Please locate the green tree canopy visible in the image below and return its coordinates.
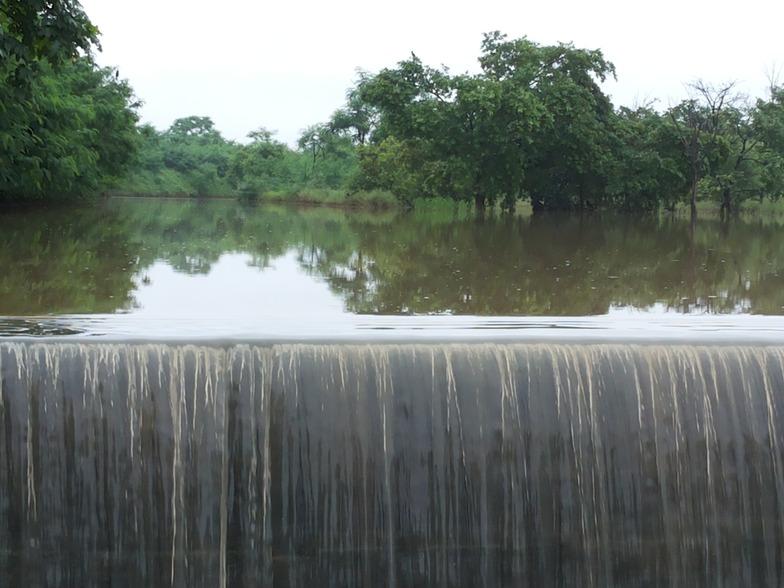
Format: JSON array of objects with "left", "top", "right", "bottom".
[
  {"left": 0, "top": 0, "right": 99, "bottom": 85},
  {"left": 0, "top": 1, "right": 141, "bottom": 203},
  {"left": 351, "top": 32, "right": 617, "bottom": 211},
  {"left": 0, "top": 57, "right": 140, "bottom": 202}
]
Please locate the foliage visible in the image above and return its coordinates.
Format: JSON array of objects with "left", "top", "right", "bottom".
[
  {"left": 480, "top": 32, "right": 616, "bottom": 211},
  {"left": 327, "top": 76, "right": 379, "bottom": 145},
  {"left": 751, "top": 85, "right": 784, "bottom": 201},
  {"left": 0, "top": 1, "right": 141, "bottom": 203},
  {"left": 324, "top": 33, "right": 784, "bottom": 215},
  {"left": 116, "top": 117, "right": 237, "bottom": 197},
  {"left": 350, "top": 32, "right": 617, "bottom": 211},
  {"left": 0, "top": 57, "right": 140, "bottom": 202},
  {"left": 605, "top": 106, "right": 689, "bottom": 211},
  {"left": 663, "top": 81, "right": 784, "bottom": 216},
  {"left": 0, "top": 0, "right": 99, "bottom": 86},
  {"left": 297, "top": 124, "right": 358, "bottom": 188},
  {"left": 224, "top": 126, "right": 305, "bottom": 197},
  {"left": 119, "top": 120, "right": 361, "bottom": 200}
]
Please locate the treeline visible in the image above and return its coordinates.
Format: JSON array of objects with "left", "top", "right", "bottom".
[
  {"left": 3, "top": 1, "right": 784, "bottom": 214},
  {"left": 336, "top": 32, "right": 784, "bottom": 214},
  {"left": 117, "top": 118, "right": 360, "bottom": 201},
  {"left": 90, "top": 31, "right": 784, "bottom": 215}
]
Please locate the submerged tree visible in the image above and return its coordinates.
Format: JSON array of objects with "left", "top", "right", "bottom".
[
  {"left": 666, "top": 81, "right": 775, "bottom": 217},
  {"left": 750, "top": 80, "right": 784, "bottom": 202},
  {"left": 324, "top": 33, "right": 784, "bottom": 213},
  {"left": 606, "top": 105, "right": 690, "bottom": 212},
  {"left": 482, "top": 33, "right": 616, "bottom": 211},
  {"left": 348, "top": 32, "right": 616, "bottom": 211}
]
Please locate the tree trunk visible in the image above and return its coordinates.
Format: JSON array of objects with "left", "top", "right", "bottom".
[
  {"left": 474, "top": 193, "right": 485, "bottom": 213},
  {"left": 690, "top": 170, "right": 698, "bottom": 219},
  {"left": 720, "top": 188, "right": 731, "bottom": 218}
]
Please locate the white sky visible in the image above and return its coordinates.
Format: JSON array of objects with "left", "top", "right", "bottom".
[{"left": 81, "top": 0, "right": 783, "bottom": 146}]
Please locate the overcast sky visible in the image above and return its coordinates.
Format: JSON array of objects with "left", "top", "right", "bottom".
[{"left": 80, "top": 0, "right": 783, "bottom": 146}]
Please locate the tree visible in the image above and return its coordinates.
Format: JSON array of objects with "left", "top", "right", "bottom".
[
  {"left": 227, "top": 127, "right": 290, "bottom": 196},
  {"left": 297, "top": 124, "right": 357, "bottom": 188},
  {"left": 354, "top": 46, "right": 533, "bottom": 209},
  {"left": 349, "top": 136, "right": 437, "bottom": 207},
  {"left": 666, "top": 81, "right": 765, "bottom": 217},
  {"left": 159, "top": 117, "right": 236, "bottom": 196},
  {"left": 351, "top": 32, "right": 616, "bottom": 211},
  {"left": 298, "top": 124, "right": 329, "bottom": 177},
  {"left": 0, "top": 1, "right": 142, "bottom": 203},
  {"left": 328, "top": 74, "right": 380, "bottom": 146},
  {"left": 0, "top": 57, "right": 140, "bottom": 201},
  {"left": 480, "top": 33, "right": 616, "bottom": 211},
  {"left": 751, "top": 82, "right": 784, "bottom": 202},
  {"left": 165, "top": 116, "right": 225, "bottom": 145},
  {"left": 668, "top": 97, "right": 706, "bottom": 217},
  {"left": 0, "top": 0, "right": 99, "bottom": 86},
  {"left": 606, "top": 106, "right": 690, "bottom": 212}
]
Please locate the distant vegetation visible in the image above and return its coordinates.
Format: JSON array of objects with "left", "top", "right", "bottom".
[
  {"left": 2, "top": 3, "right": 784, "bottom": 216},
  {"left": 115, "top": 117, "right": 363, "bottom": 203}
]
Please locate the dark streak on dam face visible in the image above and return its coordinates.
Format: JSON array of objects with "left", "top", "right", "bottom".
[{"left": 1, "top": 341, "right": 784, "bottom": 587}]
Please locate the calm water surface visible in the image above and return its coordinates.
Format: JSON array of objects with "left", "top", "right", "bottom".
[{"left": 2, "top": 198, "right": 784, "bottom": 339}]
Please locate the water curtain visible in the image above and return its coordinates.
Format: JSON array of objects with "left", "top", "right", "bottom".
[{"left": 1, "top": 342, "right": 782, "bottom": 586}]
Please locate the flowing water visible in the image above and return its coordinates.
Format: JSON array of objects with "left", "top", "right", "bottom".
[
  {"left": 2, "top": 341, "right": 784, "bottom": 586},
  {"left": 2, "top": 200, "right": 784, "bottom": 586}
]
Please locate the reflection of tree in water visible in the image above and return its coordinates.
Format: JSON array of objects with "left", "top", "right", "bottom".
[
  {"left": 0, "top": 199, "right": 355, "bottom": 315},
  {"left": 321, "top": 250, "right": 378, "bottom": 313},
  {"left": 315, "top": 212, "right": 784, "bottom": 316},
  {"left": 5, "top": 198, "right": 784, "bottom": 317},
  {"left": 105, "top": 201, "right": 784, "bottom": 316},
  {"left": 0, "top": 205, "right": 138, "bottom": 314},
  {"left": 118, "top": 200, "right": 369, "bottom": 276}
]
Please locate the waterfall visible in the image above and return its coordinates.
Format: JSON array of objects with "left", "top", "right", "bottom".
[{"left": 1, "top": 341, "right": 783, "bottom": 586}]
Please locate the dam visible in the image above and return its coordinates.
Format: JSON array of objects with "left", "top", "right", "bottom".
[{"left": 2, "top": 340, "right": 783, "bottom": 586}]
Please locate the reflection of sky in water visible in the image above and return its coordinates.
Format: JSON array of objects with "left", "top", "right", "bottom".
[
  {"left": 130, "top": 251, "right": 345, "bottom": 320},
  {"left": 11, "top": 247, "right": 784, "bottom": 340},
  {"left": 5, "top": 236, "right": 784, "bottom": 339}
]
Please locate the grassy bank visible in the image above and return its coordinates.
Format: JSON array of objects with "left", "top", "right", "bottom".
[
  {"left": 110, "top": 184, "right": 400, "bottom": 210},
  {"left": 672, "top": 199, "right": 784, "bottom": 219},
  {"left": 256, "top": 188, "right": 398, "bottom": 210},
  {"left": 107, "top": 179, "right": 784, "bottom": 219}
]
